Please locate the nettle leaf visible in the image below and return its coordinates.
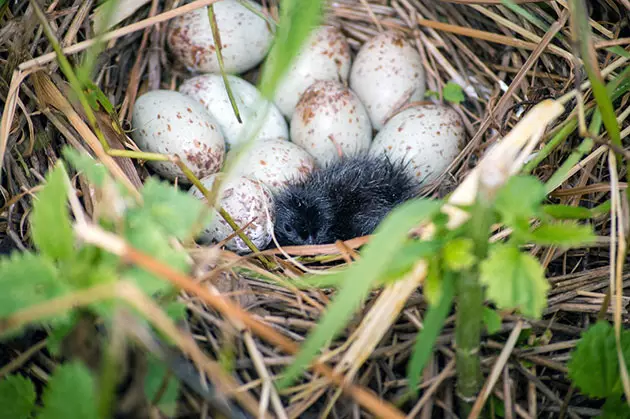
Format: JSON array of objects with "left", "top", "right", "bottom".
[
  {"left": 568, "top": 321, "right": 630, "bottom": 399},
  {"left": 529, "top": 222, "right": 596, "bottom": 247},
  {"left": 31, "top": 163, "right": 74, "bottom": 261},
  {"left": 62, "top": 147, "right": 109, "bottom": 188},
  {"left": 443, "top": 81, "right": 465, "bottom": 104},
  {"left": 494, "top": 176, "right": 546, "bottom": 227},
  {"left": 138, "top": 177, "right": 212, "bottom": 240},
  {"left": 0, "top": 252, "right": 69, "bottom": 319},
  {"left": 38, "top": 362, "right": 98, "bottom": 419},
  {"left": 442, "top": 238, "right": 475, "bottom": 271},
  {"left": 0, "top": 374, "right": 36, "bottom": 419},
  {"left": 123, "top": 213, "right": 189, "bottom": 295},
  {"left": 482, "top": 307, "right": 502, "bottom": 335},
  {"left": 276, "top": 198, "right": 443, "bottom": 388},
  {"left": 479, "top": 244, "right": 549, "bottom": 319}
]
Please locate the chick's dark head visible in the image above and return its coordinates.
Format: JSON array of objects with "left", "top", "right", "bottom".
[{"left": 273, "top": 186, "right": 335, "bottom": 246}]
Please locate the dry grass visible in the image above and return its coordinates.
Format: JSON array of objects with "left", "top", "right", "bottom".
[{"left": 0, "top": 0, "right": 629, "bottom": 417}]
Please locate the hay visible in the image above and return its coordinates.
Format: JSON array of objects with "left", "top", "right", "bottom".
[{"left": 0, "top": 0, "right": 629, "bottom": 417}]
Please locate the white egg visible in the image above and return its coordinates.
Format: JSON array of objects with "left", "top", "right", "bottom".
[
  {"left": 290, "top": 80, "right": 372, "bottom": 166},
  {"left": 189, "top": 174, "right": 274, "bottom": 253},
  {"left": 167, "top": 0, "right": 273, "bottom": 74},
  {"left": 179, "top": 74, "right": 288, "bottom": 150},
  {"left": 370, "top": 104, "right": 464, "bottom": 184},
  {"left": 228, "top": 138, "right": 316, "bottom": 193},
  {"left": 273, "top": 26, "right": 352, "bottom": 119},
  {"left": 131, "top": 90, "right": 225, "bottom": 182},
  {"left": 350, "top": 30, "right": 426, "bottom": 130}
]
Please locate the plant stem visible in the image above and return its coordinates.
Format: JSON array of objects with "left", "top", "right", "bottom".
[{"left": 455, "top": 193, "right": 493, "bottom": 417}]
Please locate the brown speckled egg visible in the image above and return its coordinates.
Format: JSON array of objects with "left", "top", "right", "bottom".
[
  {"left": 290, "top": 80, "right": 372, "bottom": 166},
  {"left": 350, "top": 30, "right": 426, "bottom": 130},
  {"left": 167, "top": 0, "right": 272, "bottom": 74},
  {"left": 132, "top": 90, "right": 225, "bottom": 183},
  {"left": 273, "top": 26, "right": 352, "bottom": 119},
  {"left": 370, "top": 104, "right": 464, "bottom": 184},
  {"left": 189, "top": 174, "right": 274, "bottom": 253},
  {"left": 228, "top": 139, "right": 316, "bottom": 192},
  {"left": 179, "top": 74, "right": 288, "bottom": 150}
]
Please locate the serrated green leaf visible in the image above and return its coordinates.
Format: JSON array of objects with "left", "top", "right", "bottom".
[
  {"left": 276, "top": 198, "right": 443, "bottom": 388},
  {"left": 123, "top": 214, "right": 188, "bottom": 295},
  {"left": 0, "top": 374, "right": 36, "bottom": 419},
  {"left": 31, "top": 164, "right": 74, "bottom": 261},
  {"left": 530, "top": 222, "right": 596, "bottom": 247},
  {"left": 37, "top": 362, "right": 98, "bottom": 419},
  {"left": 62, "top": 147, "right": 109, "bottom": 188},
  {"left": 145, "top": 355, "right": 180, "bottom": 417},
  {"left": 542, "top": 204, "right": 594, "bottom": 220},
  {"left": 407, "top": 271, "right": 454, "bottom": 395},
  {"left": 494, "top": 176, "right": 546, "bottom": 227},
  {"left": 380, "top": 240, "right": 442, "bottom": 283},
  {"left": 482, "top": 307, "right": 502, "bottom": 335},
  {"left": 138, "top": 177, "right": 212, "bottom": 240},
  {"left": 598, "top": 394, "right": 630, "bottom": 418},
  {"left": 568, "top": 321, "right": 630, "bottom": 398},
  {"left": 443, "top": 81, "right": 465, "bottom": 104},
  {"left": 479, "top": 244, "right": 549, "bottom": 318},
  {"left": 0, "top": 252, "right": 69, "bottom": 319},
  {"left": 442, "top": 237, "right": 475, "bottom": 271}
]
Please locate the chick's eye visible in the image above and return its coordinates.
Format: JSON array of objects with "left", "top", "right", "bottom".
[{"left": 283, "top": 223, "right": 294, "bottom": 233}]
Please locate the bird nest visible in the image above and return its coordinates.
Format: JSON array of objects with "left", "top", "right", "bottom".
[{"left": 1, "top": 0, "right": 629, "bottom": 418}]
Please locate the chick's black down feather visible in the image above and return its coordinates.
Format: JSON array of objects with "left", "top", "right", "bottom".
[{"left": 272, "top": 153, "right": 420, "bottom": 246}]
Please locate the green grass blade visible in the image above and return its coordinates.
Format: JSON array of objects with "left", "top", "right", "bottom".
[{"left": 275, "top": 199, "right": 443, "bottom": 389}]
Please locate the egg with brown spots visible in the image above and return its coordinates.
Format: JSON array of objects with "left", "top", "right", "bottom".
[
  {"left": 132, "top": 90, "right": 225, "bottom": 183},
  {"left": 290, "top": 80, "right": 372, "bottom": 166},
  {"left": 273, "top": 25, "right": 352, "bottom": 119},
  {"left": 228, "top": 139, "right": 316, "bottom": 193},
  {"left": 179, "top": 73, "right": 288, "bottom": 150},
  {"left": 166, "top": 0, "right": 273, "bottom": 74},
  {"left": 350, "top": 30, "right": 426, "bottom": 130},
  {"left": 370, "top": 104, "right": 464, "bottom": 184},
  {"left": 189, "top": 174, "right": 274, "bottom": 253}
]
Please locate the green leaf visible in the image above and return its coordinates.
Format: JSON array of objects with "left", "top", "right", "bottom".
[
  {"left": 482, "top": 307, "right": 502, "bottom": 335},
  {"left": 258, "top": 0, "right": 324, "bottom": 98},
  {"left": 541, "top": 204, "right": 594, "bottom": 220},
  {"left": 145, "top": 355, "right": 180, "bottom": 417},
  {"left": 0, "top": 374, "right": 36, "bottom": 419},
  {"left": 529, "top": 222, "right": 596, "bottom": 247},
  {"left": 494, "top": 176, "right": 546, "bottom": 227},
  {"left": 380, "top": 240, "right": 442, "bottom": 283},
  {"left": 0, "top": 252, "right": 69, "bottom": 319},
  {"left": 31, "top": 163, "right": 74, "bottom": 261},
  {"left": 568, "top": 321, "right": 630, "bottom": 398},
  {"left": 164, "top": 301, "right": 187, "bottom": 321},
  {"left": 62, "top": 147, "right": 109, "bottom": 188},
  {"left": 442, "top": 238, "right": 475, "bottom": 271},
  {"left": 598, "top": 394, "right": 630, "bottom": 418},
  {"left": 123, "top": 214, "right": 189, "bottom": 295},
  {"left": 37, "top": 362, "right": 98, "bottom": 419},
  {"left": 479, "top": 244, "right": 549, "bottom": 319},
  {"left": 424, "top": 90, "right": 439, "bottom": 99},
  {"left": 406, "top": 271, "right": 454, "bottom": 395},
  {"left": 276, "top": 198, "right": 443, "bottom": 388},
  {"left": 138, "top": 177, "right": 212, "bottom": 240},
  {"left": 443, "top": 81, "right": 465, "bottom": 104}
]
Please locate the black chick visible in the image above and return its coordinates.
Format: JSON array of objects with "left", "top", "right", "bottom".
[{"left": 272, "top": 153, "right": 420, "bottom": 246}]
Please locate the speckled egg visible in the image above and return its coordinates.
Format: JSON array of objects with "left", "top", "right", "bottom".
[
  {"left": 370, "top": 104, "right": 464, "bottom": 184},
  {"left": 189, "top": 174, "right": 274, "bottom": 253},
  {"left": 290, "top": 80, "right": 372, "bottom": 166},
  {"left": 131, "top": 90, "right": 225, "bottom": 182},
  {"left": 179, "top": 74, "right": 288, "bottom": 150},
  {"left": 167, "top": 0, "right": 273, "bottom": 74},
  {"left": 350, "top": 30, "right": 426, "bottom": 130},
  {"left": 228, "top": 139, "right": 316, "bottom": 192},
  {"left": 273, "top": 26, "right": 352, "bottom": 119}
]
